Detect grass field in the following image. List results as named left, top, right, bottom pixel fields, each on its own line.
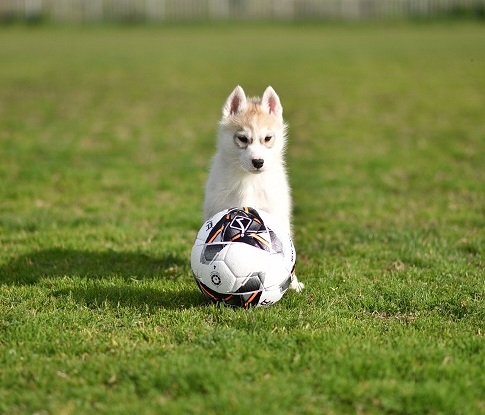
left=0, top=22, right=484, bottom=414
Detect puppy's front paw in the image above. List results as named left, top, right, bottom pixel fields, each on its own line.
left=290, top=275, right=305, bottom=292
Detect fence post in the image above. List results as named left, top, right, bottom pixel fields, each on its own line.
left=145, top=0, right=166, bottom=21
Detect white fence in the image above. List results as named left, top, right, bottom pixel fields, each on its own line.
left=1, top=0, right=484, bottom=22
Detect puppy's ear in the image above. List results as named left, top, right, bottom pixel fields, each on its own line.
left=222, top=85, right=247, bottom=118
left=261, top=86, right=283, bottom=120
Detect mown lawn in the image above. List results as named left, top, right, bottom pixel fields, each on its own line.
left=0, top=22, right=484, bottom=414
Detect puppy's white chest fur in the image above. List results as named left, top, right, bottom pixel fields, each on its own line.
left=205, top=160, right=290, bottom=232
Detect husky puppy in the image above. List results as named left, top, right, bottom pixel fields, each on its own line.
left=204, top=85, right=304, bottom=291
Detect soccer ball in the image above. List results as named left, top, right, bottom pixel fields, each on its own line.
left=191, top=207, right=296, bottom=308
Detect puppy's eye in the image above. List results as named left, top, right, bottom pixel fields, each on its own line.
left=264, top=136, right=273, bottom=143
left=237, top=135, right=248, bottom=144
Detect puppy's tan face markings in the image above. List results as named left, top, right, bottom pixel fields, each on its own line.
left=233, top=130, right=275, bottom=149
left=226, top=104, right=281, bottom=151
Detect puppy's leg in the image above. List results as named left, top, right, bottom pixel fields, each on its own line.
left=290, top=275, right=305, bottom=292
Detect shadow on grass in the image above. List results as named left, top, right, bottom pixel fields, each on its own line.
left=52, top=285, right=206, bottom=311
left=0, top=248, right=207, bottom=309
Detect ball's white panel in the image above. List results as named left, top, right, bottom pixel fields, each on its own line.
left=263, top=254, right=290, bottom=289
left=257, top=209, right=296, bottom=270
left=223, top=243, right=268, bottom=278
left=198, top=259, right=236, bottom=294
left=257, top=287, right=285, bottom=307
left=195, top=210, right=228, bottom=243
left=190, top=243, right=204, bottom=277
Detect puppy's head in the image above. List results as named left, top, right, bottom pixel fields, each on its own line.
left=218, top=86, right=287, bottom=173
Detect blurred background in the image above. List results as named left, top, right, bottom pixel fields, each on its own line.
left=1, top=0, right=483, bottom=239
left=2, top=0, right=485, bottom=22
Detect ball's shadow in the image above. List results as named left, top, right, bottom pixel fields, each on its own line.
left=0, top=248, right=206, bottom=310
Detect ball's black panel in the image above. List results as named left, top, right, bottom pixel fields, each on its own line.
left=242, top=291, right=263, bottom=309
left=279, top=276, right=292, bottom=292
left=234, top=276, right=263, bottom=293
left=224, top=290, right=263, bottom=309
left=269, top=230, right=283, bottom=254
left=201, top=243, right=225, bottom=264
left=196, top=280, right=262, bottom=309
left=196, top=280, right=226, bottom=303
left=223, top=295, right=246, bottom=308
left=204, top=207, right=274, bottom=253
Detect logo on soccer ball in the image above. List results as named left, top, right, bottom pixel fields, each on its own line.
left=205, top=220, right=213, bottom=231
left=229, top=216, right=253, bottom=235
left=210, top=272, right=221, bottom=286
left=259, top=299, right=274, bottom=306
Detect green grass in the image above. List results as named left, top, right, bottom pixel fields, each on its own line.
left=0, top=22, right=484, bottom=414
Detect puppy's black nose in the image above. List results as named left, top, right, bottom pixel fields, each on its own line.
left=252, top=159, right=264, bottom=169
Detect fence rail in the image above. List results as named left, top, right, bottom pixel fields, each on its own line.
left=1, top=0, right=484, bottom=22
